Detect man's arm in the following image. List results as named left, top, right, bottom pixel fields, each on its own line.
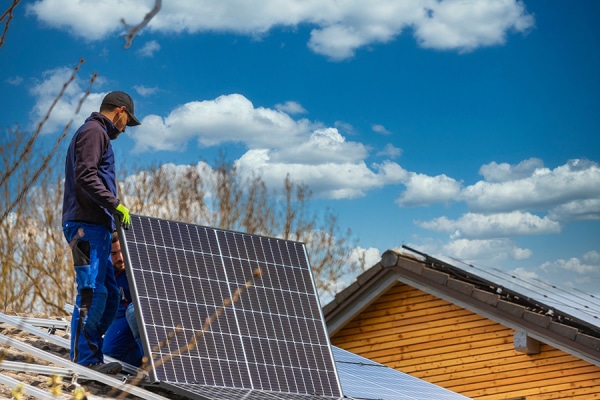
left=73, top=124, right=119, bottom=211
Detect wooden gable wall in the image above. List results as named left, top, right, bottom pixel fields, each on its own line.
left=330, top=281, right=600, bottom=400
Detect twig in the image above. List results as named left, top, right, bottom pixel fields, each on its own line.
left=121, top=0, right=161, bottom=49
left=111, top=267, right=263, bottom=398
left=0, top=0, right=20, bottom=49
left=0, top=59, right=85, bottom=189
left=0, top=64, right=96, bottom=222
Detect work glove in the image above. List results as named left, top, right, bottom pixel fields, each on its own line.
left=114, top=203, right=131, bottom=229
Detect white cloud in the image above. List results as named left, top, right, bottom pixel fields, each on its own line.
left=415, top=0, right=534, bottom=52
left=319, top=246, right=382, bottom=303
left=583, top=250, right=600, bottom=265
left=548, top=198, right=600, bottom=222
left=28, top=67, right=101, bottom=134
left=27, top=0, right=535, bottom=60
left=136, top=40, right=161, bottom=57
left=357, top=247, right=382, bottom=269
left=274, top=101, right=307, bottom=115
left=235, top=151, right=405, bottom=199
left=462, top=159, right=600, bottom=213
left=271, top=127, right=369, bottom=165
left=509, top=267, right=539, bottom=281
left=134, top=85, right=159, bottom=97
left=442, top=238, right=532, bottom=263
left=405, top=237, right=532, bottom=268
left=130, top=94, right=313, bottom=152
left=377, top=143, right=402, bottom=158
left=126, top=93, right=407, bottom=199
left=540, top=251, right=600, bottom=276
left=25, top=0, right=134, bottom=40
left=334, top=121, right=356, bottom=136
left=416, top=211, right=561, bottom=239
left=7, top=76, right=23, bottom=85
left=479, top=157, right=544, bottom=182
left=395, top=172, right=462, bottom=206
left=372, top=124, right=391, bottom=135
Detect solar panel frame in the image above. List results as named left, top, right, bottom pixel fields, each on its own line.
left=403, top=246, right=600, bottom=335
left=439, top=255, right=600, bottom=334
left=119, top=215, right=342, bottom=398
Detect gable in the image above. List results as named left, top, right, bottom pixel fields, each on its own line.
left=331, top=281, right=600, bottom=399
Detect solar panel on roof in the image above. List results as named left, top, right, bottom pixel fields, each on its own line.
left=332, top=346, right=472, bottom=400
left=440, top=255, right=600, bottom=334
left=120, top=215, right=342, bottom=399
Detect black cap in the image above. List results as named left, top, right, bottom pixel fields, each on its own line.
left=101, top=91, right=141, bottom=126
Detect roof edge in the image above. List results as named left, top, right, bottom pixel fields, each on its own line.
left=324, top=249, right=600, bottom=367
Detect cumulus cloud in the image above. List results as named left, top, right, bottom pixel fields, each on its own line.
left=372, top=124, right=391, bottom=135
left=124, top=93, right=408, bottom=199
left=548, top=198, right=600, bottom=222
left=395, top=172, right=462, bottom=206
left=416, top=211, right=562, bottom=239
left=377, top=143, right=402, bottom=158
left=392, top=158, right=600, bottom=220
left=334, top=121, right=356, bottom=136
left=479, top=157, right=544, bottom=182
left=136, top=40, right=161, bottom=57
left=274, top=101, right=307, bottom=115
left=442, top=238, right=532, bottom=263
left=6, top=76, right=23, bottom=85
left=462, top=159, right=600, bottom=213
left=236, top=151, right=405, bottom=199
left=406, top=237, right=532, bottom=268
left=537, top=251, right=600, bottom=290
left=134, top=85, right=159, bottom=97
left=130, top=94, right=314, bottom=152
left=27, top=0, right=535, bottom=60
left=414, top=0, right=534, bottom=52
left=28, top=67, right=102, bottom=134
left=509, top=267, right=539, bottom=281
left=540, top=251, right=600, bottom=276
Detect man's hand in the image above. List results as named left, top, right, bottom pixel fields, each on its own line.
left=115, top=204, right=131, bottom=229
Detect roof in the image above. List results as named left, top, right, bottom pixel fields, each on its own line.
left=0, top=312, right=472, bottom=400
left=324, top=246, right=600, bottom=367
left=332, top=345, right=471, bottom=400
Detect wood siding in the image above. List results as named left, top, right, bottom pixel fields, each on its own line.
left=330, top=282, right=600, bottom=399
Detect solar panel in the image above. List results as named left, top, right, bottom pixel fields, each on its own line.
left=438, top=255, right=600, bottom=334
left=120, top=215, right=342, bottom=399
left=332, top=346, right=472, bottom=400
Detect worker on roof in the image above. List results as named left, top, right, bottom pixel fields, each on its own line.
left=62, top=91, right=141, bottom=375
left=103, top=231, right=144, bottom=367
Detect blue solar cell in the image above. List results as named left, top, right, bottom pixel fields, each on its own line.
left=333, top=346, right=472, bottom=400
left=121, top=215, right=342, bottom=399
left=440, top=255, right=600, bottom=333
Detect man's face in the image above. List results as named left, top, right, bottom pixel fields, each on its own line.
left=113, top=106, right=130, bottom=133
left=111, top=240, right=125, bottom=273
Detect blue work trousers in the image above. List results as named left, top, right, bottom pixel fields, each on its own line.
left=103, top=305, right=144, bottom=367
left=63, top=221, right=119, bottom=366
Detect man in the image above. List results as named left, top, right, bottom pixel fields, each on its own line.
left=103, top=232, right=144, bottom=367
left=62, top=91, right=140, bottom=374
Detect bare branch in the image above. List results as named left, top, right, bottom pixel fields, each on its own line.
left=0, top=63, right=96, bottom=222
left=0, top=0, right=20, bottom=49
left=121, top=0, right=161, bottom=49
left=0, top=59, right=85, bottom=189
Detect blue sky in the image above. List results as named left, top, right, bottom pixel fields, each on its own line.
left=2, top=0, right=599, bottom=297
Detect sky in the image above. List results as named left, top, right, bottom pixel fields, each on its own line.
left=1, top=0, right=599, bottom=299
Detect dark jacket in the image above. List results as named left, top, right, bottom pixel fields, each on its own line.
left=62, top=112, right=121, bottom=231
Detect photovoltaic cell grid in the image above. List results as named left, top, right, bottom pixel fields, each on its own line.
left=332, top=346, right=472, bottom=400
left=121, top=215, right=342, bottom=399
left=439, top=255, right=600, bottom=334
